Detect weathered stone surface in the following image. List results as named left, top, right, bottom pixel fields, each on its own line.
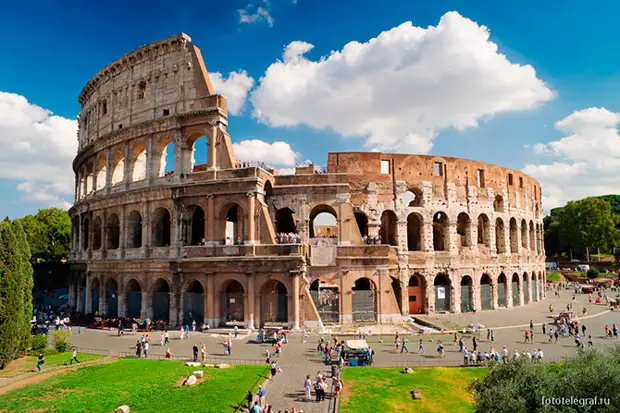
left=115, top=406, right=130, bottom=413
left=216, top=363, right=230, bottom=369
left=202, top=363, right=215, bottom=368
left=403, top=367, right=413, bottom=374
left=184, top=375, right=197, bottom=386
left=185, top=362, right=201, bottom=367
left=193, top=370, right=204, bottom=378
left=412, top=389, right=422, bottom=400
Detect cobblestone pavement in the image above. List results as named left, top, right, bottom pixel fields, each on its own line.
left=67, top=288, right=620, bottom=412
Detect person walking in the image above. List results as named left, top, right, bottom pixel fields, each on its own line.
left=304, top=374, right=312, bottom=400
left=70, top=348, right=81, bottom=365
left=472, top=336, right=478, bottom=352
left=246, top=390, right=254, bottom=410
left=401, top=338, right=409, bottom=353
left=37, top=353, right=45, bottom=372
left=270, top=361, right=278, bottom=379
left=490, top=330, right=495, bottom=342
left=160, top=332, right=165, bottom=346
left=418, top=339, right=425, bottom=355
left=201, top=342, right=207, bottom=363
left=554, top=330, right=559, bottom=343
left=234, top=325, right=239, bottom=338
left=524, top=330, right=530, bottom=343
left=135, top=341, right=142, bottom=358
left=143, top=341, right=149, bottom=358
left=164, top=330, right=170, bottom=345
left=256, top=385, right=266, bottom=407
left=193, top=344, right=199, bottom=362
left=542, top=323, right=546, bottom=335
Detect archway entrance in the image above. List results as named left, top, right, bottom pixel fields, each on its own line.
left=221, top=280, right=244, bottom=324
left=184, top=281, right=205, bottom=325
left=310, top=206, right=338, bottom=239
left=91, top=278, right=100, bottom=314
left=480, top=274, right=492, bottom=310
left=275, top=208, right=297, bottom=234
left=354, top=211, right=368, bottom=238
left=532, top=273, right=538, bottom=302
left=523, top=273, right=529, bottom=304
left=352, top=278, right=377, bottom=322
left=407, top=213, right=422, bottom=251
left=461, top=276, right=473, bottom=312
left=261, top=280, right=288, bottom=324
left=224, top=205, right=243, bottom=245
left=498, top=273, right=507, bottom=307
left=512, top=273, right=520, bottom=307
left=106, top=279, right=118, bottom=317
left=80, top=275, right=86, bottom=313
left=408, top=274, right=424, bottom=314
left=434, top=273, right=451, bottom=312
left=152, top=278, right=170, bottom=322
left=380, top=210, right=398, bottom=245
left=126, top=279, right=142, bottom=319
left=309, top=280, right=340, bottom=324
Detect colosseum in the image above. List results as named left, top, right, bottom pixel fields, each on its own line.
left=68, top=33, right=546, bottom=330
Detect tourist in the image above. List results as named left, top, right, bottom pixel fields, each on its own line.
left=160, top=332, right=165, bottom=346
left=270, top=361, right=279, bottom=379
left=401, top=338, right=409, bottom=353
left=588, top=335, right=594, bottom=347
left=179, top=326, right=185, bottom=340
left=192, top=320, right=196, bottom=332
left=70, top=347, right=81, bottom=365
left=37, top=353, right=44, bottom=372
left=185, top=324, right=191, bottom=339
left=486, top=329, right=490, bottom=341
left=490, top=330, right=495, bottom=342
left=256, top=385, right=266, bottom=407
left=582, top=324, right=587, bottom=336
left=542, top=323, right=546, bottom=335
left=548, top=329, right=553, bottom=343
left=164, top=330, right=170, bottom=345
left=437, top=340, right=445, bottom=358
left=472, top=336, right=478, bottom=352
left=265, top=349, right=271, bottom=365
left=193, top=344, right=199, bottom=362
left=554, top=330, right=559, bottom=343
left=524, top=330, right=530, bottom=343
left=143, top=341, right=149, bottom=358
left=135, top=341, right=142, bottom=358
left=228, top=336, right=233, bottom=355
left=223, top=339, right=230, bottom=355
left=463, top=347, right=468, bottom=365
left=249, top=401, right=261, bottom=413
left=247, top=390, right=254, bottom=410
left=395, top=334, right=401, bottom=352
left=613, top=324, right=618, bottom=338
left=304, top=374, right=312, bottom=399
left=165, top=348, right=172, bottom=359
left=234, top=325, right=239, bottom=338
left=314, top=378, right=323, bottom=402
left=335, top=378, right=343, bottom=397
left=201, top=342, right=207, bottom=363
left=458, top=337, right=464, bottom=352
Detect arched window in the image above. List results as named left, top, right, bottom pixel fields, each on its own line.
left=111, top=151, right=124, bottom=185
left=131, top=143, right=147, bottom=182
left=354, top=211, right=368, bottom=238
left=223, top=204, right=244, bottom=245
left=93, top=216, right=102, bottom=250
left=509, top=218, right=518, bottom=253
left=477, top=214, right=490, bottom=247
left=127, top=210, right=143, bottom=248
left=456, top=213, right=471, bottom=248
left=107, top=213, right=120, bottom=249
left=521, top=219, right=528, bottom=249
left=191, top=135, right=208, bottom=172
left=405, top=188, right=422, bottom=207
left=433, top=212, right=449, bottom=251
left=152, top=208, right=171, bottom=247
left=183, top=206, right=205, bottom=245
left=493, top=195, right=504, bottom=213
left=379, top=210, right=398, bottom=246
left=81, top=217, right=90, bottom=251
left=95, top=155, right=107, bottom=191
left=310, top=205, right=338, bottom=239
left=407, top=213, right=422, bottom=251
left=495, top=218, right=506, bottom=253
left=157, top=138, right=175, bottom=177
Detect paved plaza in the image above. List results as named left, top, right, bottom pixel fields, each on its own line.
left=66, top=288, right=620, bottom=412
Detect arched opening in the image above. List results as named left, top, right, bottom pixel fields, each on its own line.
left=495, top=218, right=506, bottom=253
left=152, top=278, right=170, bottom=323
left=380, top=210, right=398, bottom=246
left=276, top=207, right=297, bottom=234
left=106, top=213, right=120, bottom=250
left=497, top=273, right=507, bottom=307
left=354, top=211, right=368, bottom=238
left=407, top=213, right=423, bottom=251
left=127, top=210, right=143, bottom=249
left=91, top=278, right=100, bottom=314
left=460, top=275, right=473, bottom=312
left=532, top=272, right=538, bottom=302
left=309, top=279, right=340, bottom=323
left=224, top=204, right=244, bottom=245
left=523, top=273, right=529, bottom=304
left=512, top=273, right=520, bottom=307
left=408, top=274, right=425, bottom=314
left=80, top=275, right=86, bottom=313
left=78, top=172, right=85, bottom=199
left=391, top=277, right=403, bottom=314
left=457, top=213, right=472, bottom=248
left=521, top=219, right=528, bottom=249
left=529, top=221, right=535, bottom=252
left=309, top=205, right=338, bottom=239
left=433, top=212, right=449, bottom=251
left=509, top=218, right=519, bottom=253
left=260, top=280, right=288, bottom=324
left=130, top=143, right=147, bottom=182
left=405, top=188, right=422, bottom=207
left=477, top=214, right=490, bottom=247
left=493, top=195, right=504, bottom=213
left=111, top=151, right=124, bottom=185
left=152, top=208, right=171, bottom=247
left=220, top=280, right=244, bottom=325
left=95, top=155, right=106, bottom=191
left=82, top=217, right=90, bottom=251
left=157, top=138, right=175, bottom=177
left=352, top=278, right=377, bottom=322
left=480, top=274, right=492, bottom=310
left=434, top=273, right=451, bottom=312
left=125, top=279, right=142, bottom=319
left=85, top=164, right=94, bottom=195
left=184, top=280, right=205, bottom=325
left=106, top=279, right=118, bottom=317
left=182, top=206, right=205, bottom=246
left=191, top=135, right=208, bottom=172
left=93, top=216, right=102, bottom=250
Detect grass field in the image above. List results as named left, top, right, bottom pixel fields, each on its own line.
left=0, top=352, right=103, bottom=377
left=340, top=367, right=488, bottom=413
left=0, top=359, right=267, bottom=413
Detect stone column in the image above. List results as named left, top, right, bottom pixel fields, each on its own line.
left=292, top=274, right=301, bottom=330
left=68, top=279, right=75, bottom=309
left=169, top=292, right=178, bottom=326
left=425, top=275, right=435, bottom=314
left=506, top=277, right=513, bottom=308
left=518, top=279, right=524, bottom=307
left=526, top=274, right=532, bottom=304
left=99, top=286, right=106, bottom=315
left=207, top=195, right=215, bottom=242
left=74, top=173, right=80, bottom=202
left=246, top=274, right=256, bottom=330
left=118, top=291, right=127, bottom=317
left=450, top=273, right=460, bottom=314
left=208, top=123, right=218, bottom=168
left=472, top=275, right=481, bottom=312
left=448, top=223, right=458, bottom=255
left=140, top=291, right=149, bottom=319
left=92, top=161, right=98, bottom=194
left=105, top=148, right=112, bottom=194
left=76, top=275, right=83, bottom=312
left=123, top=141, right=131, bottom=188
left=503, top=224, right=511, bottom=256
left=489, top=223, right=497, bottom=255
left=85, top=274, right=92, bottom=314
left=146, top=134, right=154, bottom=182
left=247, top=193, right=256, bottom=244
left=206, top=274, right=215, bottom=326
left=422, top=222, right=433, bottom=252
left=491, top=277, right=498, bottom=310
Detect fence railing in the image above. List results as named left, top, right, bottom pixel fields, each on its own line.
left=117, top=352, right=265, bottom=365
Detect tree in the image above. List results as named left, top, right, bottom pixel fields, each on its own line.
left=16, top=208, right=71, bottom=262
left=587, top=268, right=600, bottom=279
left=0, top=219, right=33, bottom=368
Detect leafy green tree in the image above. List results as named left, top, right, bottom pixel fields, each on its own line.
left=599, top=194, right=620, bottom=216
left=16, top=208, right=71, bottom=262
left=587, top=268, right=600, bottom=279
left=543, top=207, right=564, bottom=258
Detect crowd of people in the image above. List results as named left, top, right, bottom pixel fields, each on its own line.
left=276, top=233, right=300, bottom=244
left=362, top=235, right=383, bottom=245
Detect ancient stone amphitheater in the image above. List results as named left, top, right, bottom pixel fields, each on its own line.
left=68, top=33, right=546, bottom=329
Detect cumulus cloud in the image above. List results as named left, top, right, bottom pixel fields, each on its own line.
left=210, top=70, right=255, bottom=115
left=250, top=11, right=553, bottom=153
left=523, top=107, right=620, bottom=210
left=232, top=139, right=298, bottom=166
left=0, top=92, right=77, bottom=209
left=238, top=5, right=274, bottom=27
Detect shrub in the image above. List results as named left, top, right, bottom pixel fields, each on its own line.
left=31, top=334, right=47, bottom=351
left=52, top=330, right=72, bottom=353
left=587, top=268, right=600, bottom=279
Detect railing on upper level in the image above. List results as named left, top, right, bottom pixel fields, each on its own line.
left=274, top=173, right=349, bottom=187
left=181, top=244, right=304, bottom=258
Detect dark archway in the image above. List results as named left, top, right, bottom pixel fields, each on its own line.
left=407, top=213, right=422, bottom=251
left=509, top=218, right=519, bottom=253
left=433, top=212, right=449, bottom=251
left=408, top=274, right=425, bottom=314
left=106, top=279, right=118, bottom=317
left=152, top=208, right=171, bottom=247
left=521, top=219, right=528, bottom=249
left=127, top=210, right=143, bottom=248
left=354, top=211, right=368, bottom=238
left=352, top=278, right=377, bottom=322
left=380, top=210, right=398, bottom=246
left=532, top=272, right=538, bottom=302
left=183, top=206, right=205, bottom=246
left=309, top=205, right=338, bottom=238
left=391, top=277, right=403, bottom=314
left=126, top=279, right=142, bottom=319
left=221, top=280, right=244, bottom=324
left=309, top=279, right=340, bottom=323
left=91, top=278, right=100, bottom=314
left=495, top=218, right=506, bottom=253
left=480, top=274, right=492, bottom=310
left=184, top=280, right=205, bottom=325
left=457, top=213, right=472, bottom=248
left=461, top=275, right=473, bottom=312
left=497, top=273, right=507, bottom=307
left=152, top=278, right=170, bottom=322
left=494, top=195, right=504, bottom=212
left=107, top=214, right=120, bottom=250
left=82, top=217, right=90, bottom=251
left=477, top=214, right=490, bottom=247
left=434, top=273, right=451, bottom=312
left=93, top=217, right=102, bottom=250
left=276, top=208, right=297, bottom=234
left=523, top=273, right=529, bottom=304
left=512, top=273, right=520, bottom=307
left=261, top=280, right=288, bottom=324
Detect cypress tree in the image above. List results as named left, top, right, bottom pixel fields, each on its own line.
left=12, top=221, right=33, bottom=352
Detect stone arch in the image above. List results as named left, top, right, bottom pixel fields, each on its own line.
left=408, top=273, right=425, bottom=314
left=219, top=279, right=245, bottom=325
left=81, top=216, right=90, bottom=251
left=130, top=142, right=147, bottom=182
left=405, top=188, right=422, bottom=207
left=354, top=211, right=368, bottom=238
left=477, top=214, right=490, bottom=247
left=521, top=219, right=528, bottom=249
left=152, top=278, right=171, bottom=322
left=497, top=273, right=507, bottom=307
left=509, top=218, right=519, bottom=253
left=529, top=221, right=535, bottom=252
left=457, top=212, right=472, bottom=248
left=260, top=280, right=289, bottom=324
left=434, top=273, right=451, bottom=312
left=111, top=151, right=124, bottom=185
left=309, top=204, right=338, bottom=238
left=221, top=203, right=245, bottom=245
left=523, top=272, right=530, bottom=304
left=494, top=195, right=504, bottom=213
left=183, top=205, right=206, bottom=246
left=106, top=278, right=118, bottom=317
left=407, top=212, right=423, bottom=251
left=93, top=216, right=102, bottom=250
left=95, top=155, right=106, bottom=191
left=309, top=279, right=340, bottom=323
left=189, top=134, right=208, bottom=172
left=152, top=207, right=172, bottom=247
left=460, top=275, right=473, bottom=312
left=125, top=278, right=142, bottom=318
left=532, top=270, right=538, bottom=302
left=495, top=218, right=506, bottom=253
left=91, top=277, right=100, bottom=314
left=155, top=137, right=175, bottom=177
left=78, top=168, right=86, bottom=199
left=380, top=210, right=398, bottom=246
left=84, top=163, right=94, bottom=195
left=352, top=277, right=377, bottom=322
left=511, top=273, right=520, bottom=306
left=480, top=273, right=492, bottom=310
left=127, top=210, right=143, bottom=249
left=276, top=207, right=297, bottom=234
left=106, top=213, right=120, bottom=250
left=184, top=279, right=205, bottom=325
left=433, top=212, right=449, bottom=251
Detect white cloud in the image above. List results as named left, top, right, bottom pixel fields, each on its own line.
left=232, top=139, right=298, bottom=166
left=210, top=70, right=255, bottom=115
left=523, top=107, right=620, bottom=210
left=250, top=11, right=553, bottom=153
left=0, top=92, right=77, bottom=209
left=238, top=5, right=274, bottom=27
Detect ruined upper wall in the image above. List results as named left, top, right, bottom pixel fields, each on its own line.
left=77, top=33, right=224, bottom=150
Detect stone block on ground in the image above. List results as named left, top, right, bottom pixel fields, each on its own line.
left=193, top=370, right=204, bottom=378
left=185, top=362, right=201, bottom=367
left=216, top=363, right=230, bottom=369
left=403, top=367, right=413, bottom=374
left=184, top=375, right=197, bottom=386
left=411, top=388, right=422, bottom=400
left=115, top=406, right=130, bottom=413
left=203, top=363, right=215, bottom=368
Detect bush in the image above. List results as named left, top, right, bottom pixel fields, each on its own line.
left=52, top=330, right=72, bottom=353
left=587, top=268, right=600, bottom=279
left=31, top=334, right=48, bottom=351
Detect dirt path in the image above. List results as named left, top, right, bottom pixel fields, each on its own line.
left=0, top=357, right=116, bottom=396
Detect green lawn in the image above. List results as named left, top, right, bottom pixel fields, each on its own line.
left=340, top=367, right=488, bottom=413
left=546, top=272, right=560, bottom=282
left=0, top=352, right=103, bottom=377
left=0, top=359, right=267, bottom=413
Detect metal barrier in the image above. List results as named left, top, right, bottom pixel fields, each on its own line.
left=117, top=352, right=265, bottom=365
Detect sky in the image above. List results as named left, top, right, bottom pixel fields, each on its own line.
left=2, top=0, right=620, bottom=219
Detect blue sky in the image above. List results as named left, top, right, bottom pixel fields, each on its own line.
left=2, top=0, right=620, bottom=218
